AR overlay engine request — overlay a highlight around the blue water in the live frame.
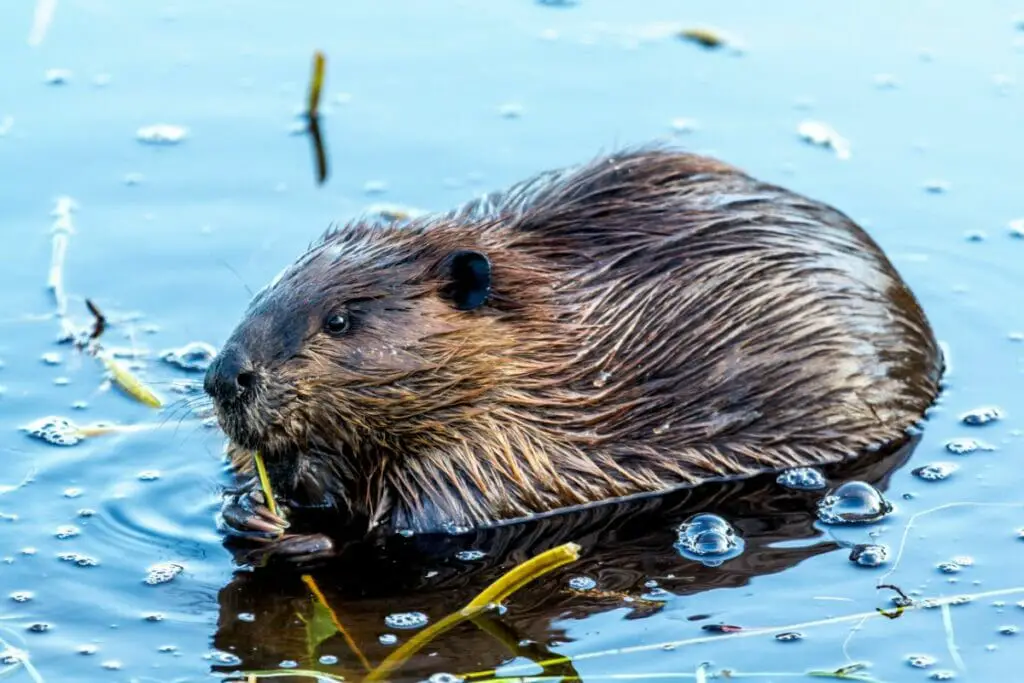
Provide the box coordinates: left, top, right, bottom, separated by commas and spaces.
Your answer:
1, 1, 1022, 681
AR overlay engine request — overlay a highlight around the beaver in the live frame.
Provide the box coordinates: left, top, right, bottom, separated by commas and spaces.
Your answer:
203, 146, 943, 562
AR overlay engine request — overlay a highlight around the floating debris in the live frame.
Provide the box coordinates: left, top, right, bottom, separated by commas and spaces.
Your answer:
960, 405, 1004, 426
849, 543, 890, 568
384, 611, 429, 630
364, 203, 427, 223
777, 467, 827, 490
678, 27, 730, 50
797, 120, 851, 160
816, 481, 892, 525
145, 562, 184, 585
160, 341, 216, 372
674, 513, 744, 566
136, 124, 188, 145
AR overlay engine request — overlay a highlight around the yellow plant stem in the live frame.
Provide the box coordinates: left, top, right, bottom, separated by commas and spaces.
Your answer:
252, 450, 279, 517
364, 542, 581, 683
301, 574, 372, 672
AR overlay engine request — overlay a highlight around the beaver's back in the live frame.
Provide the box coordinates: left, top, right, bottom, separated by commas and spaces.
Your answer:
443, 147, 943, 488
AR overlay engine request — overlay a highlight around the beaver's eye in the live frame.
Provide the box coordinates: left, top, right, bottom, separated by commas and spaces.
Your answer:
324, 313, 350, 337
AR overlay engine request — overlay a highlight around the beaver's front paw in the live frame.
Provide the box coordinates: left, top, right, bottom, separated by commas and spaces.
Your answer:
243, 533, 336, 566
218, 487, 290, 540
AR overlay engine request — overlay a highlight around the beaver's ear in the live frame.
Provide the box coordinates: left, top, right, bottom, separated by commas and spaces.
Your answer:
439, 249, 492, 311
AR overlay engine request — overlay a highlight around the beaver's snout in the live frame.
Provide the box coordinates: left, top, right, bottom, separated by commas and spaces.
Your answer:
204, 345, 257, 407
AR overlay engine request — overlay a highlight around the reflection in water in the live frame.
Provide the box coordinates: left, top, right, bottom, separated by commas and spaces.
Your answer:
210, 436, 918, 681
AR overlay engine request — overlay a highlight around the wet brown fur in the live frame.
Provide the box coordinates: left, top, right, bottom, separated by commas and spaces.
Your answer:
212, 146, 943, 535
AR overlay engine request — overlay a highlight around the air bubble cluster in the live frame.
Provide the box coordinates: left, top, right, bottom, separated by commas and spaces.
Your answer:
384, 611, 429, 630
776, 467, 827, 490
674, 513, 745, 566
22, 416, 83, 447
160, 342, 217, 372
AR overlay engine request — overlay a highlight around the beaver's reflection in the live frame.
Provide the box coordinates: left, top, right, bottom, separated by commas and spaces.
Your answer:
211, 436, 918, 682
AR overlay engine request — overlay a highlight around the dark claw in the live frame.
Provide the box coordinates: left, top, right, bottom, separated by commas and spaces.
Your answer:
218, 487, 290, 541
243, 533, 336, 566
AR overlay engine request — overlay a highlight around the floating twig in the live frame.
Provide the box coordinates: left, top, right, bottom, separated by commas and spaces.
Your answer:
99, 353, 163, 408
84, 298, 106, 341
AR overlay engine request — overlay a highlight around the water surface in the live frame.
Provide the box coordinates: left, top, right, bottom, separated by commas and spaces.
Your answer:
1, 1, 1022, 681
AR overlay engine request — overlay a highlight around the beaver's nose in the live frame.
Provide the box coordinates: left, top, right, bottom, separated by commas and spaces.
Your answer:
204, 346, 256, 403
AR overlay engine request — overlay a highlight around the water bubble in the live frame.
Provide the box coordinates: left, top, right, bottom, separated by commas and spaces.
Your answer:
849, 543, 890, 568
455, 550, 486, 561
428, 675, 463, 683
379, 633, 398, 646
158, 645, 177, 653
873, 73, 900, 89
440, 521, 470, 536
908, 654, 937, 668
9, 591, 32, 602
674, 513, 744, 566
144, 613, 164, 622
964, 230, 986, 242
776, 467, 827, 490
138, 470, 161, 482
136, 124, 188, 145
211, 651, 241, 665
669, 118, 699, 134
1009, 218, 1024, 239
913, 462, 958, 481
384, 612, 429, 630
498, 102, 524, 119
923, 179, 951, 194
78, 509, 96, 518
57, 552, 99, 567
160, 342, 217, 372
279, 659, 298, 668
319, 654, 339, 665
930, 671, 955, 681
22, 416, 83, 446
102, 660, 122, 670
945, 438, 995, 455
145, 562, 184, 585
123, 172, 144, 186
999, 625, 1019, 635
775, 631, 804, 642
568, 576, 597, 591
54, 525, 80, 539
44, 69, 72, 85
937, 561, 963, 574
816, 481, 893, 525
237, 612, 255, 623
26, 623, 50, 633
797, 120, 851, 160
363, 180, 388, 195
77, 644, 98, 655
63, 487, 83, 498
961, 406, 1004, 426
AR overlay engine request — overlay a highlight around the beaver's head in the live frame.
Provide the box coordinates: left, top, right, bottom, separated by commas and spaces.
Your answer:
203, 220, 567, 505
